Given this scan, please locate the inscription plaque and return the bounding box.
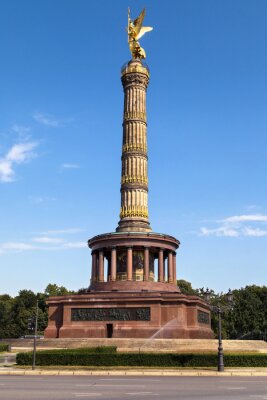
[197,310,210,325]
[71,307,151,321]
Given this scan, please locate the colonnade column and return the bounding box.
[91,252,97,283]
[91,247,176,284]
[173,252,177,283]
[98,250,104,282]
[158,248,164,282]
[111,247,117,282]
[144,247,149,281]
[127,247,133,280]
[168,251,173,283]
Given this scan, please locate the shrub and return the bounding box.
[16,350,267,367]
[0,343,9,352]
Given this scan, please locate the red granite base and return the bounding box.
[45,291,213,339]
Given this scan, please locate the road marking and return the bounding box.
[100,378,160,381]
[219,386,246,390]
[73,394,102,397]
[126,393,158,396]
[76,384,145,387]
[250,396,267,399]
[219,380,267,383]
[95,384,145,387]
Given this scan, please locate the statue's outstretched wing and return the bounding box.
[136,26,153,41]
[133,8,146,35]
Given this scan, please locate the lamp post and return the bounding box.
[204,288,233,372]
[32,299,39,370]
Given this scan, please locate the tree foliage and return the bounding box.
[176,281,267,340]
[0,284,73,339]
[177,279,198,295]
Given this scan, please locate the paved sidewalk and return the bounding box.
[1,366,267,376]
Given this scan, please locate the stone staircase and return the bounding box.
[2,338,267,353]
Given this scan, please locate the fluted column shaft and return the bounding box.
[117,60,152,233]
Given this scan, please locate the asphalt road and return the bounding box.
[0,376,267,400]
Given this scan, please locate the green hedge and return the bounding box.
[16,350,267,367]
[0,343,9,352]
[47,346,117,354]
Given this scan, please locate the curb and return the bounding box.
[1,369,267,377]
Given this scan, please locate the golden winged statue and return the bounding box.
[127,8,153,60]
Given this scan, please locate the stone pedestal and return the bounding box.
[45,291,212,339]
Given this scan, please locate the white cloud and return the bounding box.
[12,124,31,139]
[41,228,84,235]
[221,214,267,224]
[32,237,65,244]
[61,163,80,169]
[200,227,240,237]
[0,242,36,251]
[33,112,60,127]
[200,214,267,238]
[245,204,259,211]
[6,142,37,163]
[63,241,87,249]
[0,141,38,182]
[0,160,14,182]
[243,227,267,237]
[0,239,87,255]
[28,196,56,204]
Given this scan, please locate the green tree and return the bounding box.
[177,279,198,295]
[0,284,75,338]
[44,283,74,297]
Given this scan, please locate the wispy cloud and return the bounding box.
[61,163,80,169]
[28,196,56,204]
[200,227,239,237]
[0,160,14,182]
[32,237,65,244]
[243,227,267,237]
[245,204,260,211]
[221,214,267,224]
[33,112,73,128]
[0,242,36,251]
[33,112,60,127]
[0,141,38,182]
[62,241,87,249]
[200,214,267,238]
[40,228,84,235]
[12,124,31,140]
[0,239,87,255]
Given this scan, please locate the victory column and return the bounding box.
[45,9,212,339]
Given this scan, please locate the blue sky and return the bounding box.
[0,0,266,296]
